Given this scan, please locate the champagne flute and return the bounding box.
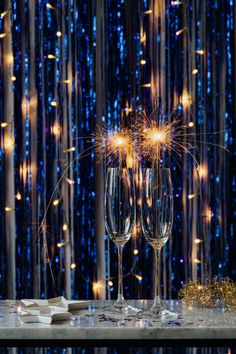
[104,167,140,317]
[141,167,177,320]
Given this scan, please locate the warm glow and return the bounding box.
[16,192,22,200]
[92,281,104,292]
[197,165,208,179]
[56,31,62,37]
[203,206,212,222]
[133,249,139,255]
[188,121,194,127]
[0,33,7,39]
[188,194,196,199]
[172,1,184,4]
[194,238,203,244]
[4,137,14,151]
[5,207,14,212]
[62,223,68,231]
[108,280,113,287]
[50,101,57,107]
[192,69,198,75]
[0,11,8,19]
[57,242,65,248]
[150,130,166,144]
[46,3,54,9]
[144,9,152,14]
[109,132,129,150]
[63,147,75,153]
[181,92,192,106]
[1,122,8,128]
[140,59,146,65]
[70,263,76,269]
[61,79,70,84]
[11,76,16,82]
[194,258,202,264]
[141,83,151,88]
[196,50,204,55]
[48,54,56,59]
[140,31,146,43]
[53,199,60,206]
[134,274,142,281]
[176,28,186,36]
[51,123,61,137]
[65,178,75,185]
[197,285,204,290]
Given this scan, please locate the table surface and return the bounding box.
[1,300,236,346]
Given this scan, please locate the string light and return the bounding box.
[60,79,70,84]
[56,31,62,37]
[46,3,54,10]
[11,76,16,82]
[197,165,208,179]
[176,27,187,36]
[50,101,57,107]
[62,223,68,231]
[108,280,113,287]
[193,258,202,264]
[188,194,196,199]
[188,121,194,127]
[192,69,198,75]
[0,33,7,39]
[141,83,151,88]
[133,249,139,255]
[0,11,8,18]
[63,147,75,153]
[16,192,22,200]
[51,123,61,137]
[53,199,60,206]
[48,54,56,59]
[65,178,75,185]
[203,206,212,222]
[4,137,14,151]
[194,238,203,244]
[140,31,146,43]
[181,91,192,106]
[143,9,152,14]
[57,242,65,248]
[1,122,9,128]
[172,1,184,4]
[140,59,146,65]
[70,263,76,269]
[196,49,204,55]
[5,207,14,212]
[134,274,142,281]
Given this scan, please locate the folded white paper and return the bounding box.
[19,309,72,324]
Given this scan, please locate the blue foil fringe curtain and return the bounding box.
[0,0,235,300]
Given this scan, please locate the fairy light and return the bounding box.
[62,223,68,231]
[108,280,113,287]
[0,33,7,39]
[50,100,57,107]
[140,59,146,65]
[203,206,212,222]
[134,274,142,281]
[65,178,75,185]
[197,165,208,179]
[172,1,184,4]
[143,9,152,14]
[176,27,187,36]
[60,79,70,84]
[48,54,56,59]
[5,207,14,212]
[194,238,203,244]
[192,69,198,75]
[141,83,151,88]
[194,258,202,264]
[181,91,192,106]
[4,137,14,151]
[1,122,8,128]
[57,242,65,248]
[133,249,139,255]
[56,31,62,37]
[46,3,54,9]
[53,199,60,206]
[11,76,16,82]
[16,192,22,200]
[188,121,194,127]
[8,55,14,64]
[70,263,76,269]
[196,49,204,55]
[63,147,75,153]
[51,123,61,137]
[140,31,146,43]
[0,11,8,18]
[188,193,196,199]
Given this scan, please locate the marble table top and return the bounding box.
[1,300,236,344]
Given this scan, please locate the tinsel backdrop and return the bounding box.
[0,0,235,300]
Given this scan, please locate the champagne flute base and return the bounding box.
[103,301,142,319]
[137,305,178,321]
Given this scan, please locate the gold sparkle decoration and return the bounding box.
[95,126,135,166]
[179,278,236,311]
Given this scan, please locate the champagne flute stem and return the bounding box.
[153,248,161,308]
[117,244,124,303]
